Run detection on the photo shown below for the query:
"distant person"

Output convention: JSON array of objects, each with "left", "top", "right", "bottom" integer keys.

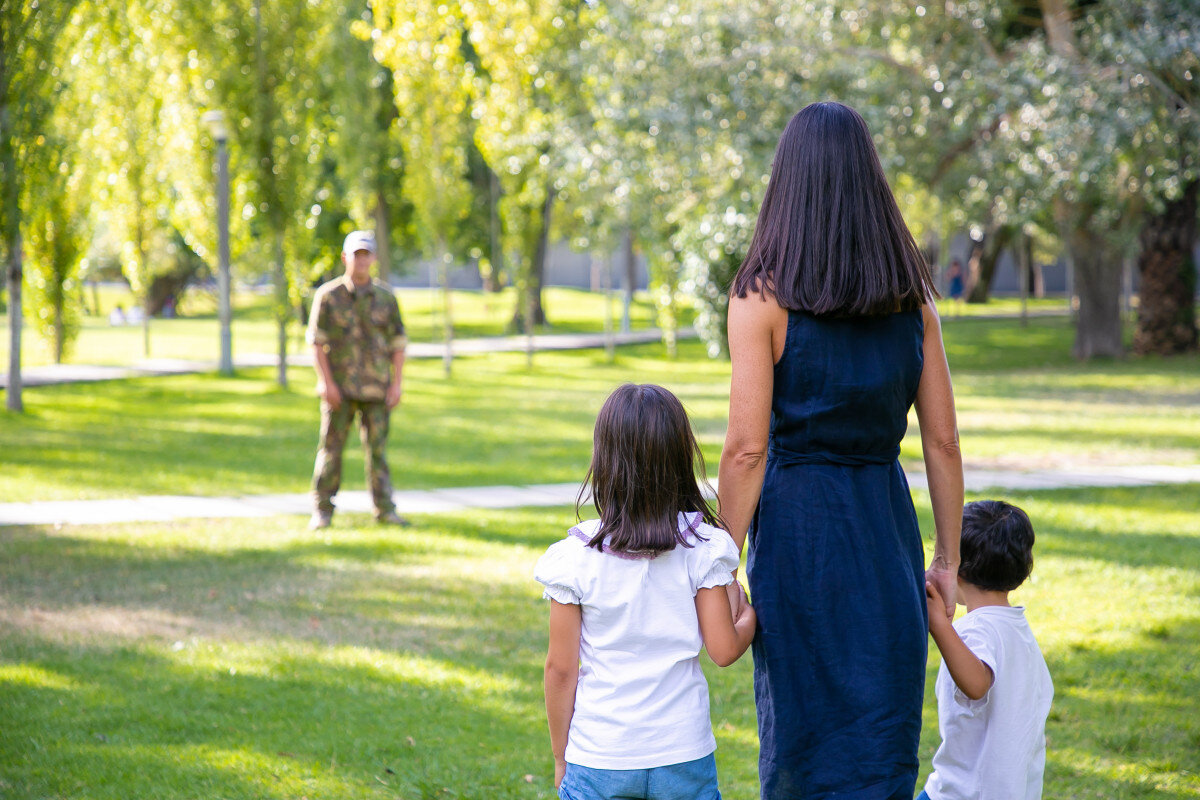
[
  {"left": 921, "top": 501, "right": 1053, "bottom": 800},
  {"left": 162, "top": 294, "right": 177, "bottom": 318},
  {"left": 947, "top": 257, "right": 965, "bottom": 315},
  {"left": 536, "top": 383, "right": 755, "bottom": 800},
  {"left": 306, "top": 230, "right": 408, "bottom": 530},
  {"left": 127, "top": 305, "right": 145, "bottom": 325},
  {"left": 108, "top": 305, "right": 127, "bottom": 326}
]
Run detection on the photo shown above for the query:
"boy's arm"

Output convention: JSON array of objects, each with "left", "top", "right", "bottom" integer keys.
[
  {"left": 696, "top": 584, "right": 756, "bottom": 667},
  {"left": 544, "top": 600, "right": 581, "bottom": 788},
  {"left": 927, "top": 582, "right": 994, "bottom": 701}
]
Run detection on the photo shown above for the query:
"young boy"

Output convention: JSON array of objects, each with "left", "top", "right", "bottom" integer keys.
[{"left": 920, "top": 500, "right": 1054, "bottom": 800}]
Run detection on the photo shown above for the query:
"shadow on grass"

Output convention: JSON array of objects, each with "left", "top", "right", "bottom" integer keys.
[
  {"left": 0, "top": 632, "right": 549, "bottom": 800},
  {"left": 0, "top": 512, "right": 581, "bottom": 799}
]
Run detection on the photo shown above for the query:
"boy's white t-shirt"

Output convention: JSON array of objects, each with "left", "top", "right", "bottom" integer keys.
[
  {"left": 533, "top": 512, "right": 740, "bottom": 770},
  {"left": 924, "top": 605, "right": 1054, "bottom": 800}
]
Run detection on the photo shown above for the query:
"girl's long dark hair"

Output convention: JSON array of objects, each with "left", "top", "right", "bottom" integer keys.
[
  {"left": 731, "top": 101, "right": 937, "bottom": 315},
  {"left": 577, "top": 383, "right": 725, "bottom": 555}
]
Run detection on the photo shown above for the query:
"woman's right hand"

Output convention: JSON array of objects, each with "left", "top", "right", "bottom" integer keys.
[{"left": 554, "top": 758, "right": 567, "bottom": 789}]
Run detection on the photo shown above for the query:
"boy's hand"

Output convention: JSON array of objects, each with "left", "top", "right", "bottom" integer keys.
[
  {"left": 926, "top": 581, "right": 952, "bottom": 633},
  {"left": 554, "top": 758, "right": 566, "bottom": 789}
]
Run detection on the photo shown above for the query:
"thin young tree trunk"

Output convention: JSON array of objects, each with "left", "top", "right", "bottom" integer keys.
[
  {"left": 1134, "top": 180, "right": 1198, "bottom": 355},
  {"left": 620, "top": 223, "right": 634, "bottom": 333},
  {"left": 5, "top": 229, "right": 22, "bottom": 412},
  {"left": 274, "top": 232, "right": 288, "bottom": 388},
  {"left": 374, "top": 189, "right": 391, "bottom": 285},
  {"left": 2, "top": 77, "right": 23, "bottom": 411}
]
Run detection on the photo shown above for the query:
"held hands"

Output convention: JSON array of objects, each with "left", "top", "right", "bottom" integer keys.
[
  {"left": 726, "top": 581, "right": 750, "bottom": 621},
  {"left": 727, "top": 581, "right": 756, "bottom": 630},
  {"left": 925, "top": 580, "right": 954, "bottom": 633},
  {"left": 925, "top": 556, "right": 957, "bottom": 624},
  {"left": 318, "top": 380, "right": 342, "bottom": 410},
  {"left": 386, "top": 380, "right": 403, "bottom": 410}
]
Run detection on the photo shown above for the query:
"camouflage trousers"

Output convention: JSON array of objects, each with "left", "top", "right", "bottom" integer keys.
[{"left": 311, "top": 399, "right": 396, "bottom": 516}]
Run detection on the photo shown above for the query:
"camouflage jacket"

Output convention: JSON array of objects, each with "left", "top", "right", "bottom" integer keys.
[{"left": 306, "top": 276, "right": 406, "bottom": 402}]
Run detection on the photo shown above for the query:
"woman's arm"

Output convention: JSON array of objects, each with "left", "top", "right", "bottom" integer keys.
[
  {"left": 544, "top": 600, "right": 581, "bottom": 788},
  {"left": 718, "top": 292, "right": 785, "bottom": 554},
  {"left": 914, "top": 304, "right": 964, "bottom": 622},
  {"left": 696, "top": 584, "right": 757, "bottom": 666}
]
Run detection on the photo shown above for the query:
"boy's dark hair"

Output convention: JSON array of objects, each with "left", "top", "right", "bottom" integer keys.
[
  {"left": 959, "top": 500, "right": 1036, "bottom": 592},
  {"left": 577, "top": 383, "right": 725, "bottom": 555},
  {"left": 731, "top": 101, "right": 938, "bottom": 316}
]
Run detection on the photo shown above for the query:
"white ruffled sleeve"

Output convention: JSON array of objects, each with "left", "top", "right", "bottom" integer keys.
[
  {"left": 692, "top": 526, "right": 741, "bottom": 592},
  {"left": 534, "top": 538, "right": 582, "bottom": 604}
]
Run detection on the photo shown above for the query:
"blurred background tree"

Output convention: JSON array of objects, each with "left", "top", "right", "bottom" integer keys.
[{"left": 4, "top": 0, "right": 1198, "bottom": 409}]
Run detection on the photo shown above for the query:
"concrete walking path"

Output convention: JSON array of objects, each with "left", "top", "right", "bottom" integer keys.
[
  {"left": 0, "top": 328, "right": 693, "bottom": 389},
  {"left": 3, "top": 463, "right": 1199, "bottom": 528}
]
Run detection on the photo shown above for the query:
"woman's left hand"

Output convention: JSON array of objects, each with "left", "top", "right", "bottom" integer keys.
[{"left": 925, "top": 560, "right": 957, "bottom": 623}]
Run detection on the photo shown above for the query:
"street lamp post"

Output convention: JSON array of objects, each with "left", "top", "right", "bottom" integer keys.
[{"left": 203, "top": 110, "right": 233, "bottom": 376}]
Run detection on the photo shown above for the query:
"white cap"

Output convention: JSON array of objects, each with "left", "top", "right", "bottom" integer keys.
[{"left": 342, "top": 230, "right": 376, "bottom": 255}]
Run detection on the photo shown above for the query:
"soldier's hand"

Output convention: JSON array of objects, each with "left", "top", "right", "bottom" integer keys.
[
  {"left": 386, "top": 381, "right": 402, "bottom": 410},
  {"left": 320, "top": 381, "right": 343, "bottom": 410}
]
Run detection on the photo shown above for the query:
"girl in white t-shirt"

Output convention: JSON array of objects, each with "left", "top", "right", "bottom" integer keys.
[{"left": 536, "top": 383, "right": 757, "bottom": 800}]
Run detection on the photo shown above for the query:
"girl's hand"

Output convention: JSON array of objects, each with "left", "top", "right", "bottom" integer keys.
[{"left": 554, "top": 758, "right": 567, "bottom": 789}]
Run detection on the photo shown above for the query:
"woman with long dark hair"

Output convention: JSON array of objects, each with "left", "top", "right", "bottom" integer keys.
[{"left": 718, "top": 101, "right": 964, "bottom": 798}]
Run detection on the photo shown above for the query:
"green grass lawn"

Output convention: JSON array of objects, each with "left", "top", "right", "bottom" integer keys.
[
  {"left": 2, "top": 485, "right": 1198, "bottom": 798},
  {"left": 0, "top": 286, "right": 683, "bottom": 369},
  {"left": 2, "top": 310, "right": 1199, "bottom": 797},
  {"left": 2, "top": 316, "right": 1198, "bottom": 502}
]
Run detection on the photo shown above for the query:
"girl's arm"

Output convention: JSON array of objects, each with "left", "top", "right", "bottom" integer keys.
[
  {"left": 696, "top": 585, "right": 756, "bottom": 667},
  {"left": 544, "top": 599, "right": 581, "bottom": 788},
  {"left": 927, "top": 582, "right": 993, "bottom": 700},
  {"left": 718, "top": 291, "right": 785, "bottom": 554},
  {"left": 915, "top": 303, "right": 963, "bottom": 622}
]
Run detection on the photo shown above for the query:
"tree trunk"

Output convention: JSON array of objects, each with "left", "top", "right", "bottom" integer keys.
[
  {"left": 274, "top": 231, "right": 288, "bottom": 388},
  {"left": 1070, "top": 222, "right": 1125, "bottom": 359},
  {"left": 485, "top": 168, "right": 503, "bottom": 292},
  {"left": 2, "top": 79, "right": 23, "bottom": 410},
  {"left": 620, "top": 224, "right": 634, "bottom": 333},
  {"left": 1134, "top": 180, "right": 1198, "bottom": 355},
  {"left": 966, "top": 224, "right": 1014, "bottom": 303},
  {"left": 511, "top": 186, "right": 553, "bottom": 330},
  {"left": 53, "top": 312, "right": 64, "bottom": 364},
  {"left": 5, "top": 230, "right": 22, "bottom": 412},
  {"left": 374, "top": 189, "right": 391, "bottom": 285}
]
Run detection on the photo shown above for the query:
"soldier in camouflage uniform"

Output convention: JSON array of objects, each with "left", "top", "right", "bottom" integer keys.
[{"left": 306, "top": 230, "right": 408, "bottom": 529}]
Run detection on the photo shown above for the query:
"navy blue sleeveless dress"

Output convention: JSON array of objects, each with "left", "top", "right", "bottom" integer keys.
[{"left": 747, "top": 309, "right": 927, "bottom": 799}]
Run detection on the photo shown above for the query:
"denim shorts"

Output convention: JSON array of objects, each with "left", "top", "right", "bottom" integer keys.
[{"left": 558, "top": 754, "right": 721, "bottom": 800}]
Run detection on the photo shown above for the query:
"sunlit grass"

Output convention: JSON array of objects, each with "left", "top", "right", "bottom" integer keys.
[
  {"left": 1, "top": 485, "right": 1198, "bottom": 798},
  {"left": 5, "top": 315, "right": 1199, "bottom": 501},
  {"left": 0, "top": 286, "right": 684, "bottom": 369}
]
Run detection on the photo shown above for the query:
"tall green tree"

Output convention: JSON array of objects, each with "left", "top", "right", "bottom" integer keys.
[
  {"left": 23, "top": 133, "right": 88, "bottom": 364},
  {"left": 1, "top": 0, "right": 83, "bottom": 411}
]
